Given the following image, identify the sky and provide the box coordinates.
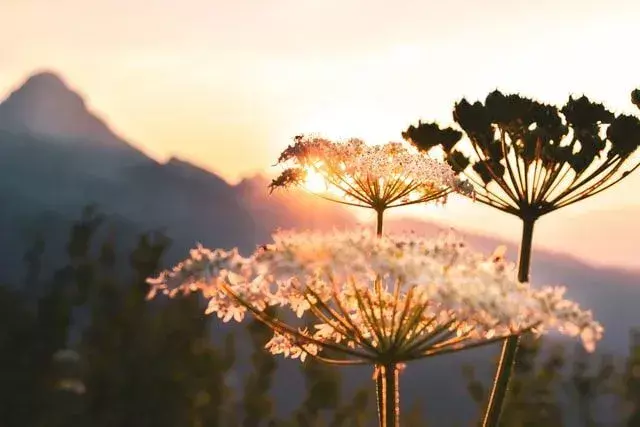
[1,0,639,268]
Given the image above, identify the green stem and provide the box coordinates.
[481,217,535,427]
[375,364,400,427]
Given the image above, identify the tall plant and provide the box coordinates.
[403,89,640,426]
[146,230,601,427]
[147,137,603,427]
[270,135,471,424]
[269,136,472,234]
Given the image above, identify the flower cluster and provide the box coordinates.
[403,91,640,217]
[270,136,472,210]
[147,230,603,364]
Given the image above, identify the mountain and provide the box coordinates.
[235,174,356,232]
[0,70,150,178]
[0,71,128,148]
[0,70,353,284]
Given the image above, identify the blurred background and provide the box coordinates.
[0,0,638,425]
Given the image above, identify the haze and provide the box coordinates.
[1,0,639,269]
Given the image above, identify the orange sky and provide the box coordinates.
[1,0,639,268]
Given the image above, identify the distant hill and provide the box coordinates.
[0,71,150,177]
[0,70,354,283]
[537,205,640,269]
[235,174,355,232]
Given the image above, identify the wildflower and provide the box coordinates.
[403,91,640,221]
[403,89,639,427]
[147,229,603,427]
[147,230,602,363]
[268,135,473,425]
[270,136,472,214]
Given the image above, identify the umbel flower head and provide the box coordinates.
[402,90,640,219]
[269,135,473,213]
[403,89,638,427]
[146,230,602,365]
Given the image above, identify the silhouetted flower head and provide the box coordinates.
[269,135,472,211]
[403,90,640,218]
[147,230,602,365]
[632,89,640,110]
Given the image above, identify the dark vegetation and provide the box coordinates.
[1,209,638,427]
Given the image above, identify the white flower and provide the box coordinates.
[270,136,472,210]
[147,230,603,363]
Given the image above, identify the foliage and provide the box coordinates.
[242,308,278,427]
[0,208,237,427]
[1,208,639,427]
[461,334,639,427]
[623,329,640,426]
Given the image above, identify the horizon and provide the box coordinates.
[1,0,639,271]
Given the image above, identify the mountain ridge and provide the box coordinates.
[0,70,150,175]
[0,69,636,342]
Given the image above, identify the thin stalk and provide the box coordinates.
[376,209,384,237]
[374,207,385,425]
[481,217,535,427]
[375,363,400,427]
[516,218,534,283]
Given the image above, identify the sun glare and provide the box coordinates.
[303,168,328,193]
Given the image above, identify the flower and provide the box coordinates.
[403,91,640,218]
[403,91,637,427]
[269,136,472,211]
[147,230,603,364]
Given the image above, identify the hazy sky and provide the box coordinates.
[1,0,639,268]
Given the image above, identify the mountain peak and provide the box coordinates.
[2,70,85,115]
[21,70,71,91]
[0,69,147,150]
[0,69,100,138]
[0,69,151,175]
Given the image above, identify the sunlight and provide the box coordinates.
[297,107,399,145]
[303,167,328,193]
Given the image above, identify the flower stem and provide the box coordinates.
[375,364,400,427]
[374,208,385,419]
[515,218,534,283]
[481,217,535,427]
[376,208,384,237]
